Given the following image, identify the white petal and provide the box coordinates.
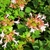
[6,14,9,18]
[30,28,35,33]
[2,42,7,48]
[14,32,19,36]
[44,22,49,27]
[30,13,32,17]
[41,15,46,19]
[0,39,3,44]
[13,30,19,36]
[14,20,20,24]
[11,0,16,4]
[40,26,46,32]
[20,6,24,10]
[13,39,19,44]
[0,31,5,38]
[37,13,42,18]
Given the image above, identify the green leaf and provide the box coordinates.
[21,31,30,38]
[32,0,39,8]
[7,26,13,32]
[39,40,43,47]
[8,16,14,20]
[17,24,25,29]
[6,11,11,15]
[34,30,40,35]
[47,30,50,34]
[25,7,31,13]
[14,10,19,17]
[32,10,37,13]
[19,11,25,18]
[17,24,26,34]
[47,0,50,5]
[33,46,39,50]
[32,30,40,38]
[39,47,44,50]
[0,17,4,21]
[0,28,2,32]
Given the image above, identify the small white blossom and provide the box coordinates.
[11,0,16,4]
[13,30,19,36]
[0,38,3,44]
[40,26,46,32]
[14,20,20,24]
[0,31,5,38]
[41,15,46,19]
[13,39,19,44]
[20,6,24,10]
[30,28,35,33]
[2,42,7,48]
[6,14,10,18]
[14,32,19,36]
[44,22,49,27]
[30,13,32,17]
[37,13,42,18]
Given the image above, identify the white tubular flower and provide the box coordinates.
[14,32,19,36]
[0,38,3,44]
[6,14,10,18]
[40,26,46,32]
[2,42,7,48]
[11,0,16,4]
[30,28,35,33]
[13,39,19,44]
[37,13,42,18]
[41,15,46,19]
[19,4,24,10]
[14,20,20,24]
[0,31,5,38]
[44,22,49,27]
[30,13,32,17]
[13,30,19,36]
[20,6,24,10]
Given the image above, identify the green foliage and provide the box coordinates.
[32,30,40,38]
[0,0,50,50]
[47,0,50,5]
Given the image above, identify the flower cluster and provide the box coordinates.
[0,17,14,26]
[0,30,19,48]
[10,0,30,10]
[0,16,20,48]
[26,13,49,32]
